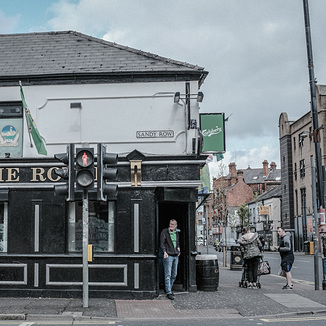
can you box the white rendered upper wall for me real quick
[0,80,201,158]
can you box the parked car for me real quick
[215,238,239,252]
[197,236,204,245]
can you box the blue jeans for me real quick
[163,255,178,294]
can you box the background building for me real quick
[207,160,280,242]
[248,185,282,250]
[279,84,326,251]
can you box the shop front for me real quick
[0,154,202,298]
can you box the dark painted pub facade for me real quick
[0,31,208,298]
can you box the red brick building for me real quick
[207,160,281,241]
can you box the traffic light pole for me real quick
[311,157,320,290]
[303,0,324,208]
[82,190,89,308]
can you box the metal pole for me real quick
[303,0,325,208]
[206,208,209,254]
[185,82,190,130]
[223,215,227,267]
[311,157,320,290]
[82,191,89,307]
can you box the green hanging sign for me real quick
[200,113,225,153]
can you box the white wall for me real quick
[0,81,201,158]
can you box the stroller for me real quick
[239,255,270,288]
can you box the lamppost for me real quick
[303,0,324,290]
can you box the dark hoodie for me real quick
[237,232,262,259]
[278,231,294,262]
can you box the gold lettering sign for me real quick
[7,168,20,182]
[0,165,98,183]
[31,167,46,182]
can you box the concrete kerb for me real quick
[1,308,326,322]
[0,314,26,320]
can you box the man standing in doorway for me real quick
[160,219,180,300]
[275,227,295,289]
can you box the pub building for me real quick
[0,31,209,298]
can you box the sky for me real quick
[1,0,326,176]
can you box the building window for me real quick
[0,203,8,252]
[300,159,305,178]
[293,137,296,150]
[68,201,115,252]
[299,133,305,147]
[301,188,306,217]
[309,127,313,141]
[294,162,297,180]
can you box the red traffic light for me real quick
[76,150,94,168]
[75,148,95,190]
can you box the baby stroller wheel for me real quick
[244,281,248,288]
[257,283,261,289]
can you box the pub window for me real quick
[0,102,23,158]
[0,202,8,252]
[300,159,305,178]
[68,201,115,252]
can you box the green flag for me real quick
[214,153,224,162]
[19,82,47,155]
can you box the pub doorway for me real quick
[158,201,188,293]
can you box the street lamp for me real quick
[173,91,204,103]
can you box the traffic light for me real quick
[76,148,95,190]
[54,143,75,201]
[97,143,118,201]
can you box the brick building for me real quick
[207,160,281,241]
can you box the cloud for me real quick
[42,0,326,169]
[0,10,20,33]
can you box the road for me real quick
[200,245,325,285]
[0,314,325,326]
[0,247,324,326]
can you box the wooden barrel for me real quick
[196,254,219,291]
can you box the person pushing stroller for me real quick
[238,227,263,289]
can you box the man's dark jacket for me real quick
[160,228,180,256]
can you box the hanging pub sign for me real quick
[200,113,225,154]
[258,206,269,216]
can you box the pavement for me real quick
[0,253,325,322]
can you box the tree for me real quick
[237,203,251,229]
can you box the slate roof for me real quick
[227,168,281,184]
[248,185,282,204]
[0,31,208,85]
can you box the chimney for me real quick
[270,162,277,170]
[229,162,237,185]
[237,170,244,182]
[262,160,269,177]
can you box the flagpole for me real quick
[19,81,47,155]
[24,108,33,148]
[19,81,33,147]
